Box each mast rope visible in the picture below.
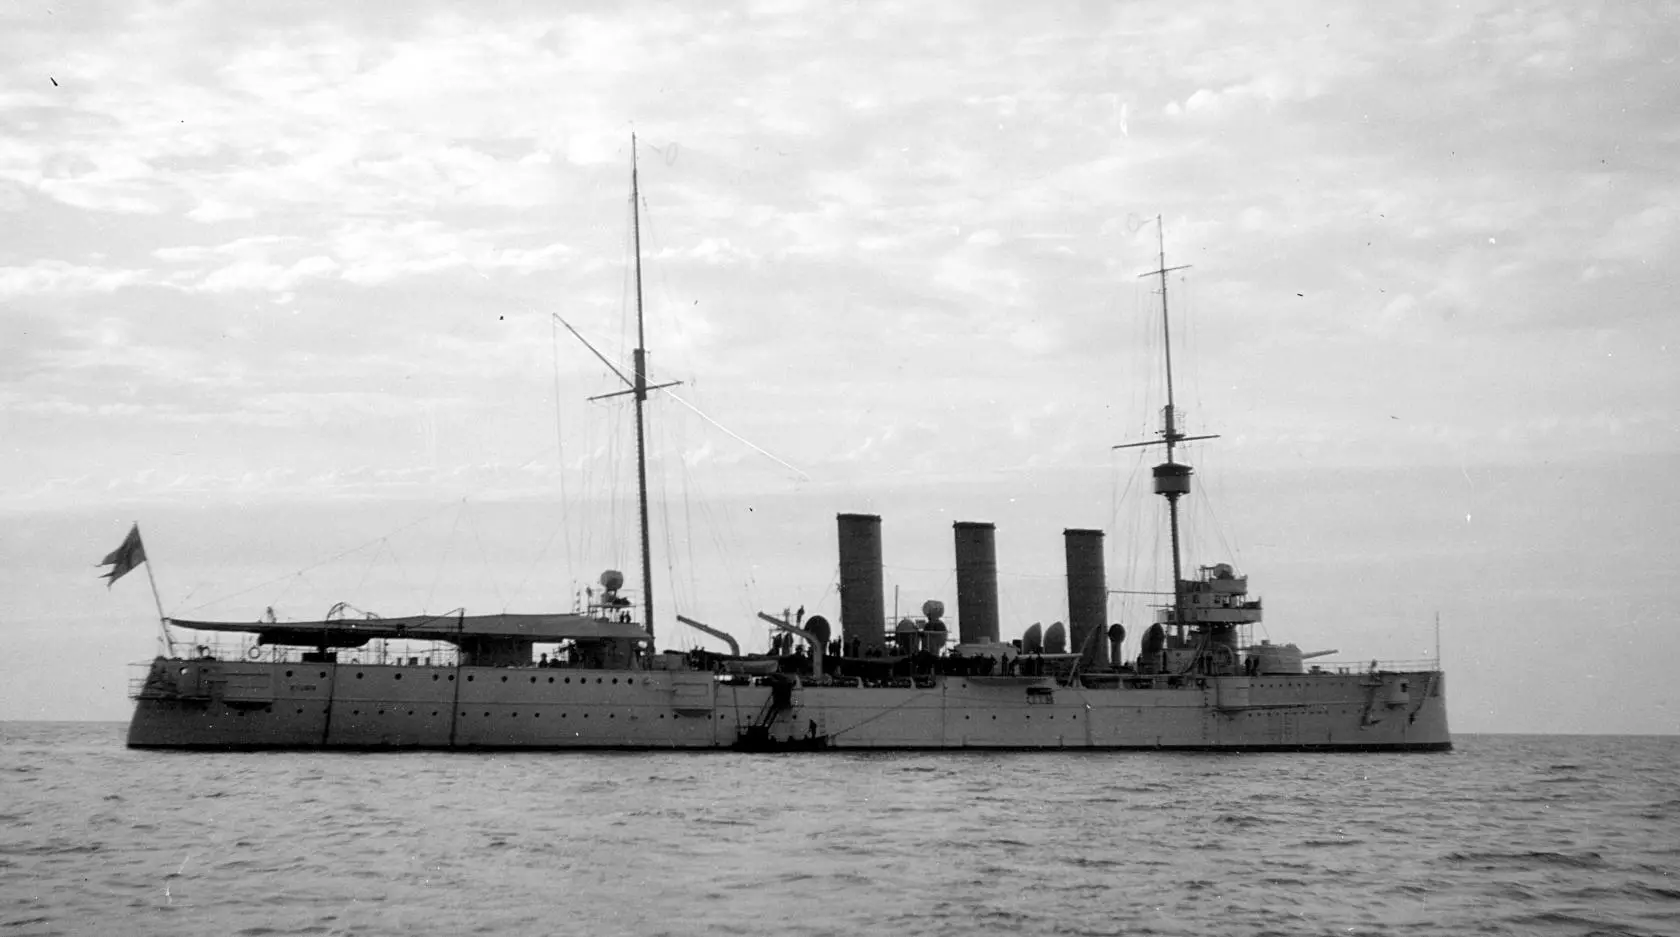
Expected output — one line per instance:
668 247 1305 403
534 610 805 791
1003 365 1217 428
654 387 810 480
421 499 467 613
380 537 415 600
550 315 573 576
182 504 456 613
462 502 507 611
510 518 568 609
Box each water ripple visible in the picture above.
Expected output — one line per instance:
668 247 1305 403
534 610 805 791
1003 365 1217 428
0 725 1675 937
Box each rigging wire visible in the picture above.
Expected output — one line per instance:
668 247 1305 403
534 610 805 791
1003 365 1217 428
462 502 508 611
380 538 415 603
181 151 806 634
183 503 460 613
656 387 810 480
655 411 681 629
550 315 573 576
508 510 568 609
352 538 384 595
421 499 467 613
671 404 703 635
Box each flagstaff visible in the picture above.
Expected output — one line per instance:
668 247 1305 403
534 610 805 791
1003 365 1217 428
98 522 175 657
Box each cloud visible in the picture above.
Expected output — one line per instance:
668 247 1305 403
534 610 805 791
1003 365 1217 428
1593 196 1680 264
2 0 1678 527
185 199 255 223
0 260 150 298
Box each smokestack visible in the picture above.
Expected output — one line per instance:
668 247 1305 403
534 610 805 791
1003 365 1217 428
1064 528 1108 668
836 513 886 651
953 521 1000 645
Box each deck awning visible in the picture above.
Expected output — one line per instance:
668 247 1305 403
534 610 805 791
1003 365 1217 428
167 613 651 646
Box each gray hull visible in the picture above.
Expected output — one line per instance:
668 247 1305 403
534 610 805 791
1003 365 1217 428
127 658 1451 751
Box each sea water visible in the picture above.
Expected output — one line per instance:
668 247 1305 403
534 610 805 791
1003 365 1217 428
1 724 1675 936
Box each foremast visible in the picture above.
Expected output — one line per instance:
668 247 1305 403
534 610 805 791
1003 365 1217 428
1114 217 1217 639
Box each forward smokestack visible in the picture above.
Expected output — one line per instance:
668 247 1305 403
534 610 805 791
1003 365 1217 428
836 513 886 651
1064 528 1108 668
953 521 1000 645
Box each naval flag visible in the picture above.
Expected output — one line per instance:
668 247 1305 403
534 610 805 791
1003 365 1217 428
98 524 147 587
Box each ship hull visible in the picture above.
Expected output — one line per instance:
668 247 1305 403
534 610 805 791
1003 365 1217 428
127 658 1451 751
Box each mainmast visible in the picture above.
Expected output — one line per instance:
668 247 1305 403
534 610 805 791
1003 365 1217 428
630 134 655 650
555 135 681 654
1114 216 1217 636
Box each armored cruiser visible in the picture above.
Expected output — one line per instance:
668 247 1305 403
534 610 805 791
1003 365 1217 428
123 150 1451 752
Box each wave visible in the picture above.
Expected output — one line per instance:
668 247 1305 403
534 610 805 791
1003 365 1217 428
1507 908 1655 934
1566 881 1680 904
1444 849 1607 870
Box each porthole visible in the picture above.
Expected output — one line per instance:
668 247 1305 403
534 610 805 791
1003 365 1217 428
564 677 571 684
548 677 554 684
609 713 615 719
534 713 540 718
484 711 490 717
500 676 508 683
512 712 518 718
407 710 414 716
597 678 603 684
319 671 327 678
627 679 634 685
612 678 618 685
356 672 364 679
992 715 997 720
448 674 455 682
583 714 589 719
377 710 384 716
394 673 402 680
530 677 537 684
285 670 294 677
352 709 360 715
431 711 438 717
467 675 474 682
433 674 440 681
295 707 303 714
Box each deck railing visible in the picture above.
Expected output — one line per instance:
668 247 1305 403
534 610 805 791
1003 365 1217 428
1307 658 1443 674
154 635 464 668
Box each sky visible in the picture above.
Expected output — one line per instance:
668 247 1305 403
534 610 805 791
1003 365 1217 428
2 1 1677 733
